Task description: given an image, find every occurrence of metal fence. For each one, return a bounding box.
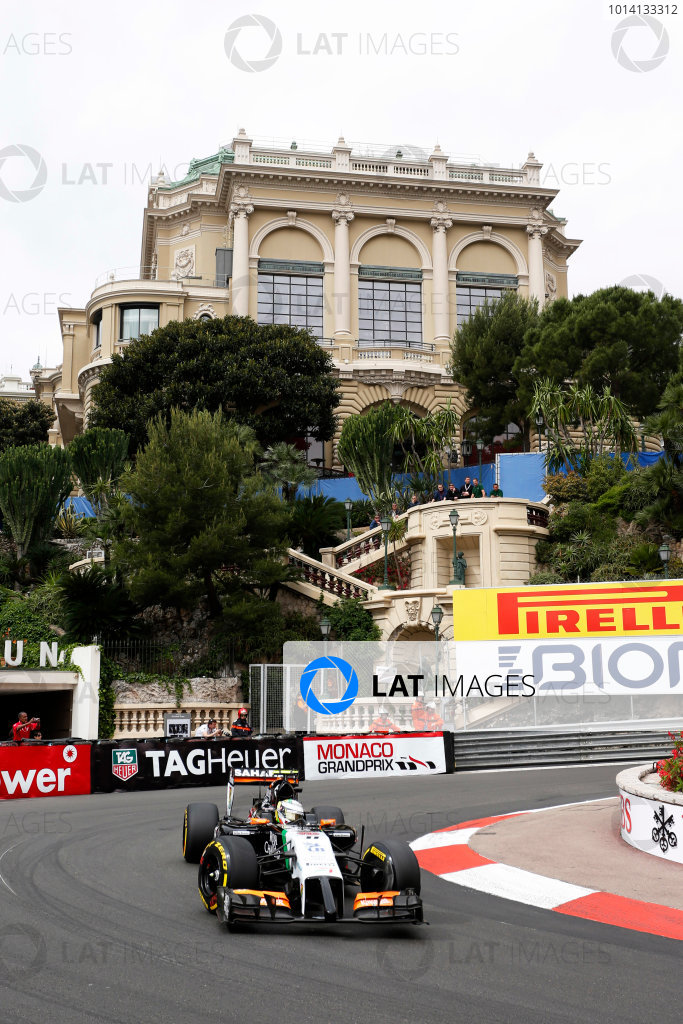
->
[102,639,271,680]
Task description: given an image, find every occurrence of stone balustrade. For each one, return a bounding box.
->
[113,702,245,739]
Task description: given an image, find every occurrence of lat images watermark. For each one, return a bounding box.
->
[1,32,72,56]
[0,144,47,203]
[611,15,669,71]
[375,935,611,980]
[540,162,611,187]
[0,810,72,840]
[2,292,72,316]
[223,14,459,71]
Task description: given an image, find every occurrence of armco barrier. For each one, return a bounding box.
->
[91,737,302,793]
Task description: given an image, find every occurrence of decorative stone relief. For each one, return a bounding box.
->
[472,509,488,525]
[386,218,396,232]
[545,270,557,302]
[482,225,493,239]
[192,303,216,320]
[172,246,195,280]
[286,210,297,226]
[404,598,420,622]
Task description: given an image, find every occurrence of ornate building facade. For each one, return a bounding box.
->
[33,131,581,459]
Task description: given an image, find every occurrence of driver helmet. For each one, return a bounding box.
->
[378,705,388,716]
[275,799,305,826]
[238,707,248,717]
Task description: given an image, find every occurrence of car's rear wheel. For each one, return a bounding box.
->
[183,803,219,863]
[311,804,345,826]
[360,838,421,895]
[198,837,259,913]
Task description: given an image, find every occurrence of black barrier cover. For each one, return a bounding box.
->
[91,737,303,793]
[443,731,455,773]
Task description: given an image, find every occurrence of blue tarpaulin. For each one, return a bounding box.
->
[64,496,95,517]
[497,450,666,503]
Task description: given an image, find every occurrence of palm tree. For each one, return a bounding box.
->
[260,442,317,502]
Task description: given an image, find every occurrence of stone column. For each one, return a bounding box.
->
[332,208,354,340]
[526,224,548,306]
[430,214,453,344]
[230,201,253,317]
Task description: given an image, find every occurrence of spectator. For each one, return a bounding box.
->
[445,482,459,501]
[32,731,43,741]
[490,481,504,497]
[369,511,382,529]
[432,483,446,502]
[231,707,253,738]
[460,477,473,499]
[408,493,421,509]
[472,478,486,498]
[370,706,399,734]
[194,717,222,739]
[12,712,40,743]
[390,501,401,520]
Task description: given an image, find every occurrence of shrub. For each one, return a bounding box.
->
[526,571,565,585]
[585,454,628,502]
[323,597,381,640]
[543,472,588,504]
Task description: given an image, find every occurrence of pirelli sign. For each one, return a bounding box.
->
[453,581,683,694]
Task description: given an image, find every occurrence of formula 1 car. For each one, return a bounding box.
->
[182,771,423,927]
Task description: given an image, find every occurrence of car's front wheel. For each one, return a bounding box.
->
[360,839,421,895]
[198,837,259,913]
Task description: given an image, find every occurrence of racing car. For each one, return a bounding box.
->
[182,771,423,928]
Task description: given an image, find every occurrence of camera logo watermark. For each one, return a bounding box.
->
[0,923,47,980]
[611,16,669,72]
[619,274,664,298]
[0,144,47,203]
[224,14,282,73]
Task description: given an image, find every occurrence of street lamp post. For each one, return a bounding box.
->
[344,497,353,542]
[378,515,395,591]
[431,603,444,691]
[535,412,544,454]
[476,439,484,480]
[461,438,472,464]
[659,542,672,573]
[448,507,460,585]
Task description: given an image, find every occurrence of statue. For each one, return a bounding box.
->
[453,550,467,586]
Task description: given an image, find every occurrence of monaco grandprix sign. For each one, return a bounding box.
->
[91,738,301,792]
[0,744,91,800]
[303,733,450,780]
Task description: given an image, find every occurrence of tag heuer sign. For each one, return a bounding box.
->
[112,748,139,781]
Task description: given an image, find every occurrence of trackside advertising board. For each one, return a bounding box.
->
[452,581,683,695]
[0,744,91,800]
[91,738,301,793]
[303,733,452,780]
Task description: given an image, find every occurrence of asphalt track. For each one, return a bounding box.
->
[0,765,681,1024]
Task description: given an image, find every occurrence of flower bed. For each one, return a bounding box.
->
[656,730,683,793]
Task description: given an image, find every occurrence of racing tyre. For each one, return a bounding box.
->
[183,803,219,864]
[311,805,345,826]
[360,839,421,895]
[198,836,259,913]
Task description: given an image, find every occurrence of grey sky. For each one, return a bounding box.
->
[1,0,680,379]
